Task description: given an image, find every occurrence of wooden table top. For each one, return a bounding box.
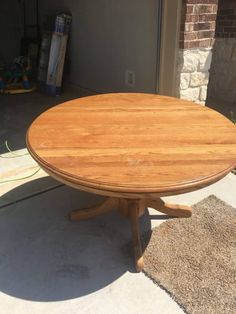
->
[27,93,236,198]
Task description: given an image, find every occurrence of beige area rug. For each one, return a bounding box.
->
[143,195,236,314]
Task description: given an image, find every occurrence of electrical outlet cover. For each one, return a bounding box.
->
[125,70,135,87]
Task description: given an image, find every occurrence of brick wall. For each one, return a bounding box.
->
[177,0,219,104]
[180,0,218,49]
[216,0,236,38]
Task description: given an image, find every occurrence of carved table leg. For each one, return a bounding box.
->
[147,198,192,218]
[69,196,191,272]
[70,197,119,221]
[128,200,145,272]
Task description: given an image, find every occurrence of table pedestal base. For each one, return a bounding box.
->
[69,197,192,272]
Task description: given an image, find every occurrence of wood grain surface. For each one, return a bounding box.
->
[26,93,236,198]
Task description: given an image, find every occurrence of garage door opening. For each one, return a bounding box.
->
[39,0,162,94]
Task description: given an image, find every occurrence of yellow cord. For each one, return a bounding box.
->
[0,168,40,184]
[0,140,29,158]
[0,140,40,183]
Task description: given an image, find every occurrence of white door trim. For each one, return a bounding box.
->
[157,0,182,96]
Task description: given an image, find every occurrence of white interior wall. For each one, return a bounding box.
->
[39,0,160,93]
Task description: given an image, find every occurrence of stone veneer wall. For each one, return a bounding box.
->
[177,0,218,104]
[207,0,236,104]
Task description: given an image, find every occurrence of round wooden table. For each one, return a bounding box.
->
[26,93,236,271]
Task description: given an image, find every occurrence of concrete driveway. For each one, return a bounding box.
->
[1,90,236,314]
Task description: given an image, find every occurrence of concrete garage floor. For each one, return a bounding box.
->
[0,87,94,154]
[0,89,236,314]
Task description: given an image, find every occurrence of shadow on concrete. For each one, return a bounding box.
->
[0,177,156,301]
[0,176,63,208]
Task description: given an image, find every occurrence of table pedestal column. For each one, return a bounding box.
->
[69,197,192,272]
